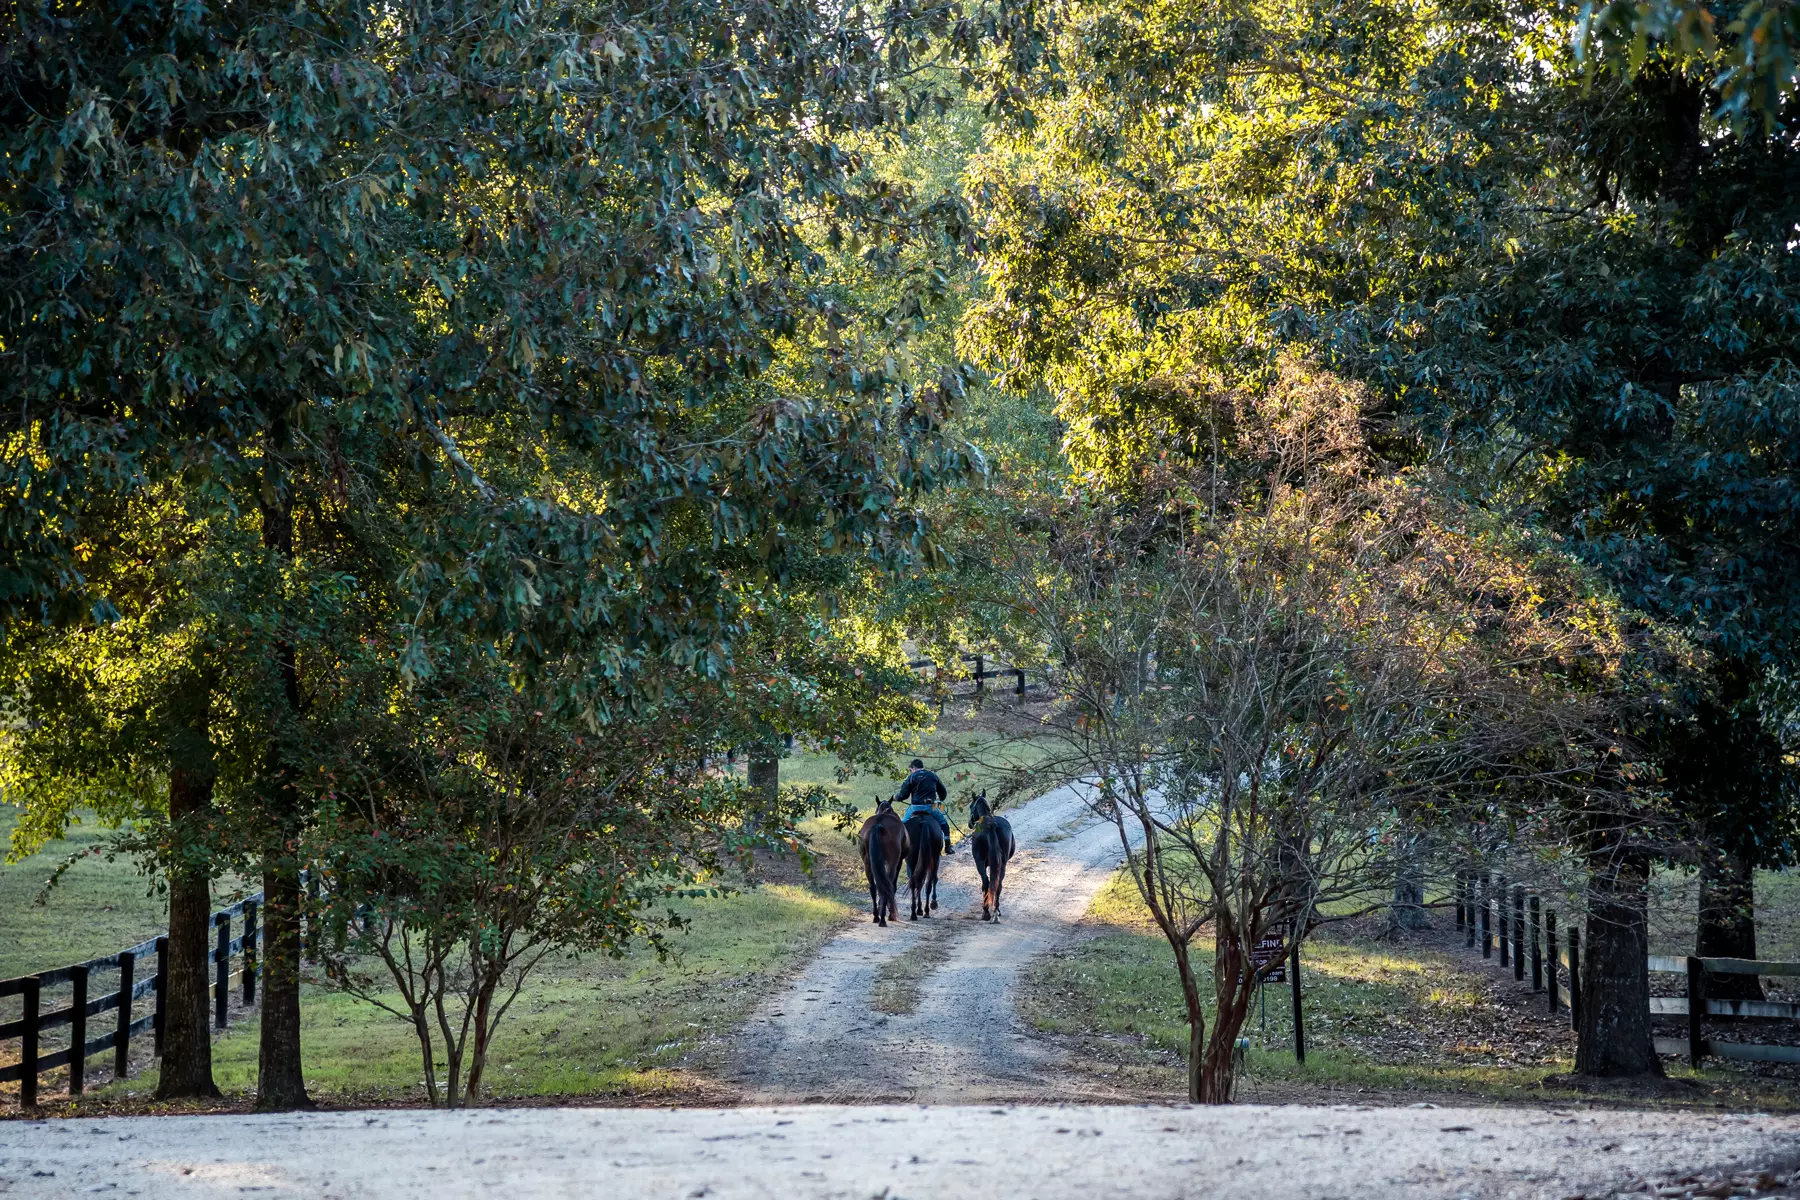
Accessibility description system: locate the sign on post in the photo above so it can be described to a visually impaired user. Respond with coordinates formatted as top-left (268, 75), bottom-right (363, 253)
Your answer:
top-left (1251, 929), bottom-right (1288, 984)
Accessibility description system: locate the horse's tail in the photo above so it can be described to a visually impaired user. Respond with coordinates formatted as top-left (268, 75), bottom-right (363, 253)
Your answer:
top-left (868, 815), bottom-right (888, 909)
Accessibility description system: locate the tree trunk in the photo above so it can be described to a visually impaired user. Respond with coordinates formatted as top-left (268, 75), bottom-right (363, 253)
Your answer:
top-left (1386, 867), bottom-right (1429, 936)
top-left (747, 750), bottom-right (779, 813)
top-left (1200, 931), bottom-right (1253, 1103)
top-left (1697, 849), bottom-right (1764, 1001)
top-left (1173, 943), bottom-right (1206, 1104)
top-left (464, 973), bottom-right (498, 1105)
top-left (1576, 851), bottom-right (1662, 1076)
top-left (254, 422), bottom-right (312, 1111)
top-left (255, 863), bottom-right (311, 1109)
top-left (153, 742), bottom-right (220, 1099)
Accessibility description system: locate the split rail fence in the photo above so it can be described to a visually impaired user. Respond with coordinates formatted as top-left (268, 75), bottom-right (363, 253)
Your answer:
top-left (1453, 872), bottom-right (1800, 1068)
top-left (1, 892), bottom-right (265, 1110)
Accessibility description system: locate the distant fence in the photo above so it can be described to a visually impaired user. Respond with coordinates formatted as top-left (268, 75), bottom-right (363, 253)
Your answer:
top-left (1453, 871), bottom-right (1800, 1066)
top-left (1, 892), bottom-right (264, 1109)
top-left (906, 652), bottom-right (1037, 698)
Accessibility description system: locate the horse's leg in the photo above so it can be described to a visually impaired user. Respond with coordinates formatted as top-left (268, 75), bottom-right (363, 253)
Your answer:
top-left (866, 850), bottom-right (884, 926)
top-left (976, 851), bottom-right (992, 921)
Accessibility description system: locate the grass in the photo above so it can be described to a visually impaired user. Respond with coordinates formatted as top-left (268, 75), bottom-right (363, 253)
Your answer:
top-left (0, 807), bottom-right (173, 980)
top-left (869, 925), bottom-right (954, 1015)
top-left (88, 884), bottom-right (849, 1106)
top-left (1021, 868), bottom-right (1800, 1108)
top-left (2, 797), bottom-right (856, 1108)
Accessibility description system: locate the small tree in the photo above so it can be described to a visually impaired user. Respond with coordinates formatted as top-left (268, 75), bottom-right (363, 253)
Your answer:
top-left (1008, 362), bottom-right (1656, 1102)
top-left (309, 659), bottom-right (819, 1107)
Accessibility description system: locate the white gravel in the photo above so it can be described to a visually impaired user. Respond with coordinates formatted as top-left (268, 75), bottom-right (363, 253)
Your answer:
top-left (5, 1102), bottom-right (1797, 1199)
top-left (719, 780), bottom-right (1134, 1102)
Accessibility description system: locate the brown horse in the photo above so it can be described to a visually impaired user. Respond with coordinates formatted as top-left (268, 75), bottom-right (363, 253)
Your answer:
top-left (968, 791), bottom-right (1016, 921)
top-left (859, 798), bottom-right (909, 927)
top-left (903, 808), bottom-right (944, 921)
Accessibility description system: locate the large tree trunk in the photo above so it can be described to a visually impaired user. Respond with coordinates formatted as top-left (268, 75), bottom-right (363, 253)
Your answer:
top-left (255, 863), bottom-right (310, 1109)
top-left (1386, 867), bottom-right (1430, 936)
top-left (153, 732), bottom-right (220, 1099)
top-left (1697, 849), bottom-right (1764, 1001)
top-left (747, 749), bottom-right (779, 813)
top-left (254, 422), bottom-right (312, 1112)
top-left (1576, 851), bottom-right (1662, 1077)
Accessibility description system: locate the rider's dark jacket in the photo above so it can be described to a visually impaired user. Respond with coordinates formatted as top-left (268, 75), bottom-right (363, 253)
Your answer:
top-left (894, 768), bottom-right (947, 806)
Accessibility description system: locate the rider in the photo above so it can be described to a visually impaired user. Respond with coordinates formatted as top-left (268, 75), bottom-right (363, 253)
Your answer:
top-left (893, 758), bottom-right (954, 854)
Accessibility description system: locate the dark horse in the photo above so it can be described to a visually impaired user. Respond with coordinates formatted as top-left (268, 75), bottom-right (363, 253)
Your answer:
top-left (859, 798), bottom-right (908, 927)
top-left (903, 808), bottom-right (944, 921)
top-left (967, 791), bottom-right (1016, 921)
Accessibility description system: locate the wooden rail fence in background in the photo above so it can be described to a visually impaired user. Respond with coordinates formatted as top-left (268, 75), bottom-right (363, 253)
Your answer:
top-left (1453, 871), bottom-right (1800, 1066)
top-left (1, 892), bottom-right (263, 1110)
top-left (907, 652), bottom-right (1035, 698)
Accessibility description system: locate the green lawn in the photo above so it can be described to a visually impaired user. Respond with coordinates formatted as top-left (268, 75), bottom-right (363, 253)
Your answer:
top-left (1021, 870), bottom-right (1800, 1108)
top-left (84, 883), bottom-right (849, 1106)
top-left (0, 808), bottom-right (172, 979)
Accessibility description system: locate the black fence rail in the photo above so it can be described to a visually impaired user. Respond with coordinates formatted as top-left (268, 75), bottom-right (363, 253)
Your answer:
top-left (1, 892), bottom-right (263, 1110)
top-left (907, 652), bottom-right (1037, 698)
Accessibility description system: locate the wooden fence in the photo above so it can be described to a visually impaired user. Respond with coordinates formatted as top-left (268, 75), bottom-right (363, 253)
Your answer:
top-left (1453, 872), bottom-right (1582, 1028)
top-left (1, 892), bottom-right (264, 1110)
top-left (907, 652), bottom-right (1036, 698)
top-left (1647, 956), bottom-right (1800, 1067)
top-left (1454, 871), bottom-right (1800, 1066)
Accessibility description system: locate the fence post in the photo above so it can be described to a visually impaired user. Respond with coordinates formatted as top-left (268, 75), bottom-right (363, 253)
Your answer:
top-left (1512, 887), bottom-right (1525, 981)
top-left (1454, 873), bottom-right (1465, 932)
top-left (115, 950), bottom-right (135, 1081)
top-left (1567, 928), bottom-right (1582, 1033)
top-left (243, 901), bottom-right (259, 1005)
top-left (69, 965), bottom-right (88, 1097)
top-left (1014, 667), bottom-right (1025, 697)
top-left (19, 976), bottom-right (40, 1109)
top-left (1497, 875), bottom-right (1510, 967)
top-left (973, 653), bottom-right (984, 694)
top-left (1545, 910), bottom-right (1559, 1013)
top-left (1529, 896), bottom-right (1543, 991)
top-left (214, 913), bottom-right (230, 1029)
top-left (1290, 941), bottom-right (1305, 1065)
top-left (153, 936), bottom-right (169, 1054)
top-left (1686, 956), bottom-right (1706, 1068)
top-left (1481, 880), bottom-right (1492, 958)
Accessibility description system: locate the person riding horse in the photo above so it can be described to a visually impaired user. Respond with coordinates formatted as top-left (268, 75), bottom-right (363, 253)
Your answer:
top-left (893, 759), bottom-right (954, 854)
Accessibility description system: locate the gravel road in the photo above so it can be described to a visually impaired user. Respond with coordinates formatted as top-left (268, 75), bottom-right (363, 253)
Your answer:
top-left (6, 1103), bottom-right (1797, 1199)
top-left (718, 780), bottom-right (1133, 1103)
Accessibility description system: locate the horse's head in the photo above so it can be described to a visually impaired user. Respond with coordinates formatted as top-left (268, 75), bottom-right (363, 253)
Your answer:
top-left (968, 791), bottom-right (990, 825)
top-left (874, 796), bottom-right (896, 818)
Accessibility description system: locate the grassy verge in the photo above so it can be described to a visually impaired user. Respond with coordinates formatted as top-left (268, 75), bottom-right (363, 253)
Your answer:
top-left (77, 883), bottom-right (848, 1108)
top-left (1021, 871), bottom-right (1800, 1109)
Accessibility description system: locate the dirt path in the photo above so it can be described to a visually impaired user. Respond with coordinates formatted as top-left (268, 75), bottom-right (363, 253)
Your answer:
top-left (7, 1103), bottom-right (1798, 1199)
top-left (716, 781), bottom-right (1134, 1102)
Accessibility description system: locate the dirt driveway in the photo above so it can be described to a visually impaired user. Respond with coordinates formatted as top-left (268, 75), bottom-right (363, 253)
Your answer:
top-left (6, 1103), bottom-right (1798, 1199)
top-left (715, 780), bottom-right (1135, 1103)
